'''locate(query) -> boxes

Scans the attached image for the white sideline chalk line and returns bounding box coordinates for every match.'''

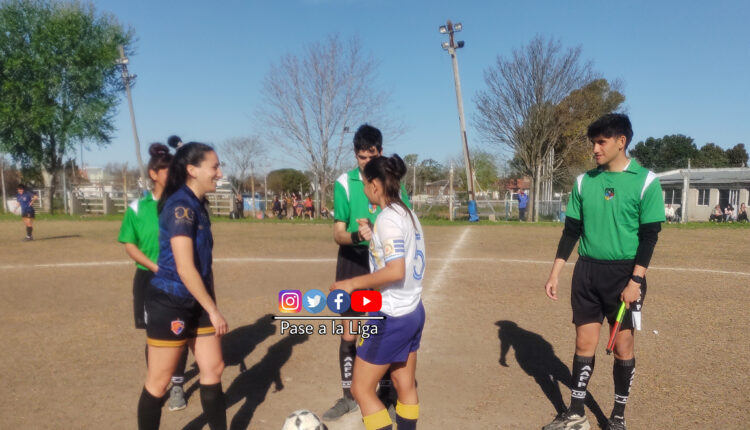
[428,227,472,292]
[1,253,748,277]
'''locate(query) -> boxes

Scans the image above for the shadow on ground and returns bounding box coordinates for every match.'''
[495,320,607,429]
[183,318,308,430]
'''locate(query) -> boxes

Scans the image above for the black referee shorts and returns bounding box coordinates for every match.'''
[571,256,647,329]
[336,245,369,317]
[132,268,153,329]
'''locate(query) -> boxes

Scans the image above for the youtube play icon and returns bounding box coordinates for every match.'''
[351,291,382,312]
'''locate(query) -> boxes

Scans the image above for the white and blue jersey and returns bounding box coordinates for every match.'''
[151,185,214,299]
[368,205,425,317]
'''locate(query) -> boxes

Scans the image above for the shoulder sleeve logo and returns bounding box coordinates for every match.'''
[174,206,194,222]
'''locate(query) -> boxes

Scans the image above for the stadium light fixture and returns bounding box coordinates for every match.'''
[453,23,462,32]
[441,41,450,50]
[439,25,448,34]
[456,41,465,48]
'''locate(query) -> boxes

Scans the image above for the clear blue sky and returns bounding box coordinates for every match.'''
[85,0,749,173]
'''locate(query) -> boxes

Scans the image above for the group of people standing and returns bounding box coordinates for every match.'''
[117,113,664,430]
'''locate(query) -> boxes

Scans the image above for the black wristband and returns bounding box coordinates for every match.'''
[350,231,361,244]
[631,275,644,284]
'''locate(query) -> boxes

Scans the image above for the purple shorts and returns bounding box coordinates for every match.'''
[357,301,425,365]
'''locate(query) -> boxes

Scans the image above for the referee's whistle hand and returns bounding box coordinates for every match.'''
[356,218,373,241]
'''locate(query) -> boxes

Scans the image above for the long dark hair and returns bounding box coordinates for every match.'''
[363,154,416,227]
[147,143,172,173]
[158,142,215,213]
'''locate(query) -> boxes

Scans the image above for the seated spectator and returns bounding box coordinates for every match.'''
[665,204,676,224]
[272,196,282,219]
[320,206,330,219]
[724,204,735,222]
[738,203,748,223]
[709,204,723,222]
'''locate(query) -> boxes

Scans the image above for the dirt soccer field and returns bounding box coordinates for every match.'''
[0,220,748,429]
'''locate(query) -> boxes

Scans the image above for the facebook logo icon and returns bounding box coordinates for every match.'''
[327,289,351,314]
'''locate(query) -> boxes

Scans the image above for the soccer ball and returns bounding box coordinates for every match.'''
[281,409,327,430]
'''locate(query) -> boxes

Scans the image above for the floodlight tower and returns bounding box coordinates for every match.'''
[439,20,478,222]
[116,45,146,187]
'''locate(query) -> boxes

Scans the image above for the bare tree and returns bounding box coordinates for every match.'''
[474,36,594,221]
[258,35,402,216]
[219,136,266,194]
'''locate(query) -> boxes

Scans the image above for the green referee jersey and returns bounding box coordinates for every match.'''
[333,167,412,245]
[566,158,666,261]
[117,192,159,270]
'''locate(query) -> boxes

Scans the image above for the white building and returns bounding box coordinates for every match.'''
[656,168,750,222]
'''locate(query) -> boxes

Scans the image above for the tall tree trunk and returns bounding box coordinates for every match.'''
[41,167,58,214]
[533,163,542,222]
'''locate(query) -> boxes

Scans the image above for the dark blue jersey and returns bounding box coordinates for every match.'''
[151,185,214,299]
[17,191,36,213]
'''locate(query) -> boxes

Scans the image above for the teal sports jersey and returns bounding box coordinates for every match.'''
[566,159,665,260]
[118,192,160,271]
[333,167,411,245]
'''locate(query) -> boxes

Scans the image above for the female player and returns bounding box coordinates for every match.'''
[330,154,425,430]
[16,184,38,241]
[118,143,189,412]
[138,142,228,430]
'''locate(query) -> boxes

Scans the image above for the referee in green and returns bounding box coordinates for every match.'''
[543,114,665,430]
[323,124,411,421]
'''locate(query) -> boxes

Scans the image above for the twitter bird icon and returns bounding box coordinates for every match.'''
[303,289,327,314]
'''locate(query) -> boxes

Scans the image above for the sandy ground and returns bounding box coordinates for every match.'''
[0,220,748,429]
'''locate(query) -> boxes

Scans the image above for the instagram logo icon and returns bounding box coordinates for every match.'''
[278,290,301,313]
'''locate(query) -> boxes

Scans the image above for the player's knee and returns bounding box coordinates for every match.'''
[391,375,415,395]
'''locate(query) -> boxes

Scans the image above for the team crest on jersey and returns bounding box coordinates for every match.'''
[368,203,377,214]
[171,319,185,335]
[604,188,615,200]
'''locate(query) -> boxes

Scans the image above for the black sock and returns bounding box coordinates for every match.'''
[378,370,394,404]
[569,354,595,416]
[611,357,635,420]
[339,339,356,400]
[26,226,32,237]
[200,382,226,430]
[171,347,188,386]
[137,387,163,430]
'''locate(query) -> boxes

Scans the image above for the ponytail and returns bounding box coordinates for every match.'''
[363,154,415,227]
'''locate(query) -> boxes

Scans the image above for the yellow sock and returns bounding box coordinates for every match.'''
[363,408,392,430]
[396,401,419,420]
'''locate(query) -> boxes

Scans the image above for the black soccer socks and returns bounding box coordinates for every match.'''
[171,347,188,386]
[137,387,163,430]
[26,226,32,237]
[200,382,227,430]
[395,401,419,430]
[339,339,357,399]
[612,357,635,419]
[569,354,595,416]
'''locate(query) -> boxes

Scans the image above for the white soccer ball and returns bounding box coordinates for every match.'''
[281,409,326,430]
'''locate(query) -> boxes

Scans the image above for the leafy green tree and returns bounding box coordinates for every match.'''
[418,159,445,184]
[694,143,728,168]
[267,168,310,195]
[554,79,625,188]
[725,143,748,167]
[0,0,132,212]
[629,135,698,171]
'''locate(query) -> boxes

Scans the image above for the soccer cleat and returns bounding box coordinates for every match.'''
[542,410,591,430]
[322,397,358,420]
[23,236,33,241]
[605,417,626,430]
[167,385,187,411]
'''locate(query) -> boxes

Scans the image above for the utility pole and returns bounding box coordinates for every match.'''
[449,162,454,221]
[440,20,478,222]
[116,45,146,187]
